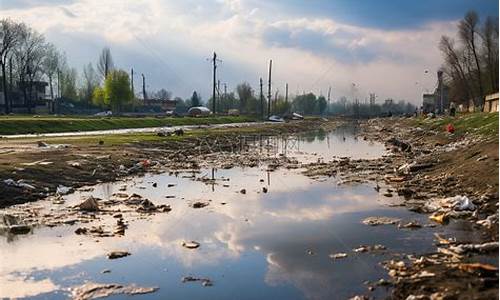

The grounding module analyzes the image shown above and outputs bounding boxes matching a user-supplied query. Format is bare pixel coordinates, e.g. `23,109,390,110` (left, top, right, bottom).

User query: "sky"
1,0,498,104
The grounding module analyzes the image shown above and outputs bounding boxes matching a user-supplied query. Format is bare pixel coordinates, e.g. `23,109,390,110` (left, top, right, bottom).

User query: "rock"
101,269,111,274
152,182,157,187
72,282,157,300
79,196,100,211
181,276,213,287
240,189,246,194
8,224,31,235
107,251,131,259
75,227,88,235
362,216,400,226
56,185,73,195
262,187,268,193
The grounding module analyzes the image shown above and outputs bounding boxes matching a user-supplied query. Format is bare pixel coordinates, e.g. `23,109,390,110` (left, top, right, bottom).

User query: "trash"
329,253,348,259
262,187,268,193
101,269,111,274
167,183,176,187
107,250,131,259
383,192,393,197
240,189,246,194
192,202,209,208
451,195,476,211
458,263,498,273
182,241,200,249
476,155,488,161
1,214,31,234
399,221,422,229
56,185,73,195
72,282,157,300
445,123,455,133
387,137,411,152
181,276,213,287
349,296,368,300
362,216,400,226
353,245,386,253
448,242,498,255
79,196,100,211
268,115,285,122
476,214,498,228
3,178,36,190
429,213,449,224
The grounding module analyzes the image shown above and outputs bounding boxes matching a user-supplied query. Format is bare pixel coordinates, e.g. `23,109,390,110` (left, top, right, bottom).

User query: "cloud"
1,0,76,9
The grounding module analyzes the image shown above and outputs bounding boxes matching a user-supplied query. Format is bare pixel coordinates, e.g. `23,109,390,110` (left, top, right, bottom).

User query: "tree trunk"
1,60,9,114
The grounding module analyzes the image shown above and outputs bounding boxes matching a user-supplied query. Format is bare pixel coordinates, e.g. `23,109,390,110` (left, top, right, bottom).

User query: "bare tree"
42,43,61,100
480,16,499,92
81,63,99,106
458,11,484,104
0,19,23,113
153,88,172,100
439,36,473,103
97,47,114,80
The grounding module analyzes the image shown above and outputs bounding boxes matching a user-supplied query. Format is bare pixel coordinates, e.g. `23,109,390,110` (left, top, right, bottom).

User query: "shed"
483,93,499,112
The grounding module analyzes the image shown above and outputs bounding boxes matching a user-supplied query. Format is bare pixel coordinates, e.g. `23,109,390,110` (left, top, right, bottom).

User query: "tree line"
439,11,498,107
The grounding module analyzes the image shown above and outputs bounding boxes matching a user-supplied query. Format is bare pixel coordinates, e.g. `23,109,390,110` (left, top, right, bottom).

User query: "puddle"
0,127,478,299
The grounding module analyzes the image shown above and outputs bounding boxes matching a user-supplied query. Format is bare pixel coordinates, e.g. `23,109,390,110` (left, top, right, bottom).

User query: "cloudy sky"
2,0,498,103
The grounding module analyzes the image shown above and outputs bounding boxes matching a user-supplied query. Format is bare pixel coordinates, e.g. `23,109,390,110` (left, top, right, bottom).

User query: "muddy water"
0,127,473,299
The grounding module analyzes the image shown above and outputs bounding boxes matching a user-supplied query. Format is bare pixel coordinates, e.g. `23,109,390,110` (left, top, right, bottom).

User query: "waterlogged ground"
0,127,480,299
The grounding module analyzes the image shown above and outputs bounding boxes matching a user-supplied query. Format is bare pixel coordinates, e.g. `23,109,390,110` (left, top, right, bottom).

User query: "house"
0,78,51,112
143,98,176,113
422,93,435,113
483,93,499,113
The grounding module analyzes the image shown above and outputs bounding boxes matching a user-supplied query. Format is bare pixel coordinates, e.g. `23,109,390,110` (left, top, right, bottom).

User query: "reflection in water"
0,127,475,300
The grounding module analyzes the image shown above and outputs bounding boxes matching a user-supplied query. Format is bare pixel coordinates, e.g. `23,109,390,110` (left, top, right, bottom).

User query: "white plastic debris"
450,195,476,211
56,185,73,195
3,179,36,190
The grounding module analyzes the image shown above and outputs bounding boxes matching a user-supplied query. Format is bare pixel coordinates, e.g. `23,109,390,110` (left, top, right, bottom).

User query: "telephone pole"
224,83,227,113
260,78,264,119
285,83,288,104
217,80,221,113
211,52,218,114
142,73,147,100
267,59,272,118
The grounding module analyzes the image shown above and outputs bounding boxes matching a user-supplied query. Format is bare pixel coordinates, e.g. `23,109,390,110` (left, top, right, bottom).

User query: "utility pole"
57,69,61,98
211,52,218,114
142,73,147,100
130,68,134,98
267,59,272,118
224,83,227,113
260,78,264,119
285,83,288,104
217,80,221,113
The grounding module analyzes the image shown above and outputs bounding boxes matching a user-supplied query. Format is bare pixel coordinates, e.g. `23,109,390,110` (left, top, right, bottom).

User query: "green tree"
316,96,327,114
103,69,133,112
92,86,105,108
190,91,201,107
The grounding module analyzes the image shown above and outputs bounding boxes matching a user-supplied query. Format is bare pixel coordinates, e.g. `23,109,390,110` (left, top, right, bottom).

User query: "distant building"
483,93,499,112
421,86,449,113
143,98,176,113
422,93,435,113
0,78,51,112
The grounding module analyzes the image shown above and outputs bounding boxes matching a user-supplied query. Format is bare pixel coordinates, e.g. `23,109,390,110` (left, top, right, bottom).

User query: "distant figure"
450,102,456,117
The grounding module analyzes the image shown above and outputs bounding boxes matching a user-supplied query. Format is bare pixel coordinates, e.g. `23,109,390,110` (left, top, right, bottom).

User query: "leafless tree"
97,47,114,80
458,11,484,104
0,19,24,113
81,63,99,105
42,43,61,100
480,16,499,92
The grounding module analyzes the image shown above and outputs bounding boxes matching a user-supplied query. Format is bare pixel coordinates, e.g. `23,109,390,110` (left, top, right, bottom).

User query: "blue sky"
2,0,498,103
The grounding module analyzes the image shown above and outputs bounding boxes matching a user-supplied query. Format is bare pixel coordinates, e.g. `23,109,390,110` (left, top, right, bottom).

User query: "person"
450,102,456,116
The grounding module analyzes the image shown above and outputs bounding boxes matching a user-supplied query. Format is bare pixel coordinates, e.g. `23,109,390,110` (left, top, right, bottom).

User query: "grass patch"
416,112,498,137
0,115,257,135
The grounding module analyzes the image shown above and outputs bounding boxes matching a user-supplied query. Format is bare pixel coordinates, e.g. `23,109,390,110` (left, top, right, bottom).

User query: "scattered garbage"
72,282,157,300
362,216,400,226
387,137,411,152
268,115,285,122
56,185,73,195
182,241,200,249
79,196,100,211
1,214,31,235
445,123,455,133
107,251,131,259
181,276,213,287
329,253,348,259
353,245,386,253
448,242,498,255
3,179,36,190
192,202,209,208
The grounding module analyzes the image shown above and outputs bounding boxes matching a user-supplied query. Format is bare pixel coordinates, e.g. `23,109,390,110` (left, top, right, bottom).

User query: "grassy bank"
0,115,257,135
416,112,498,137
